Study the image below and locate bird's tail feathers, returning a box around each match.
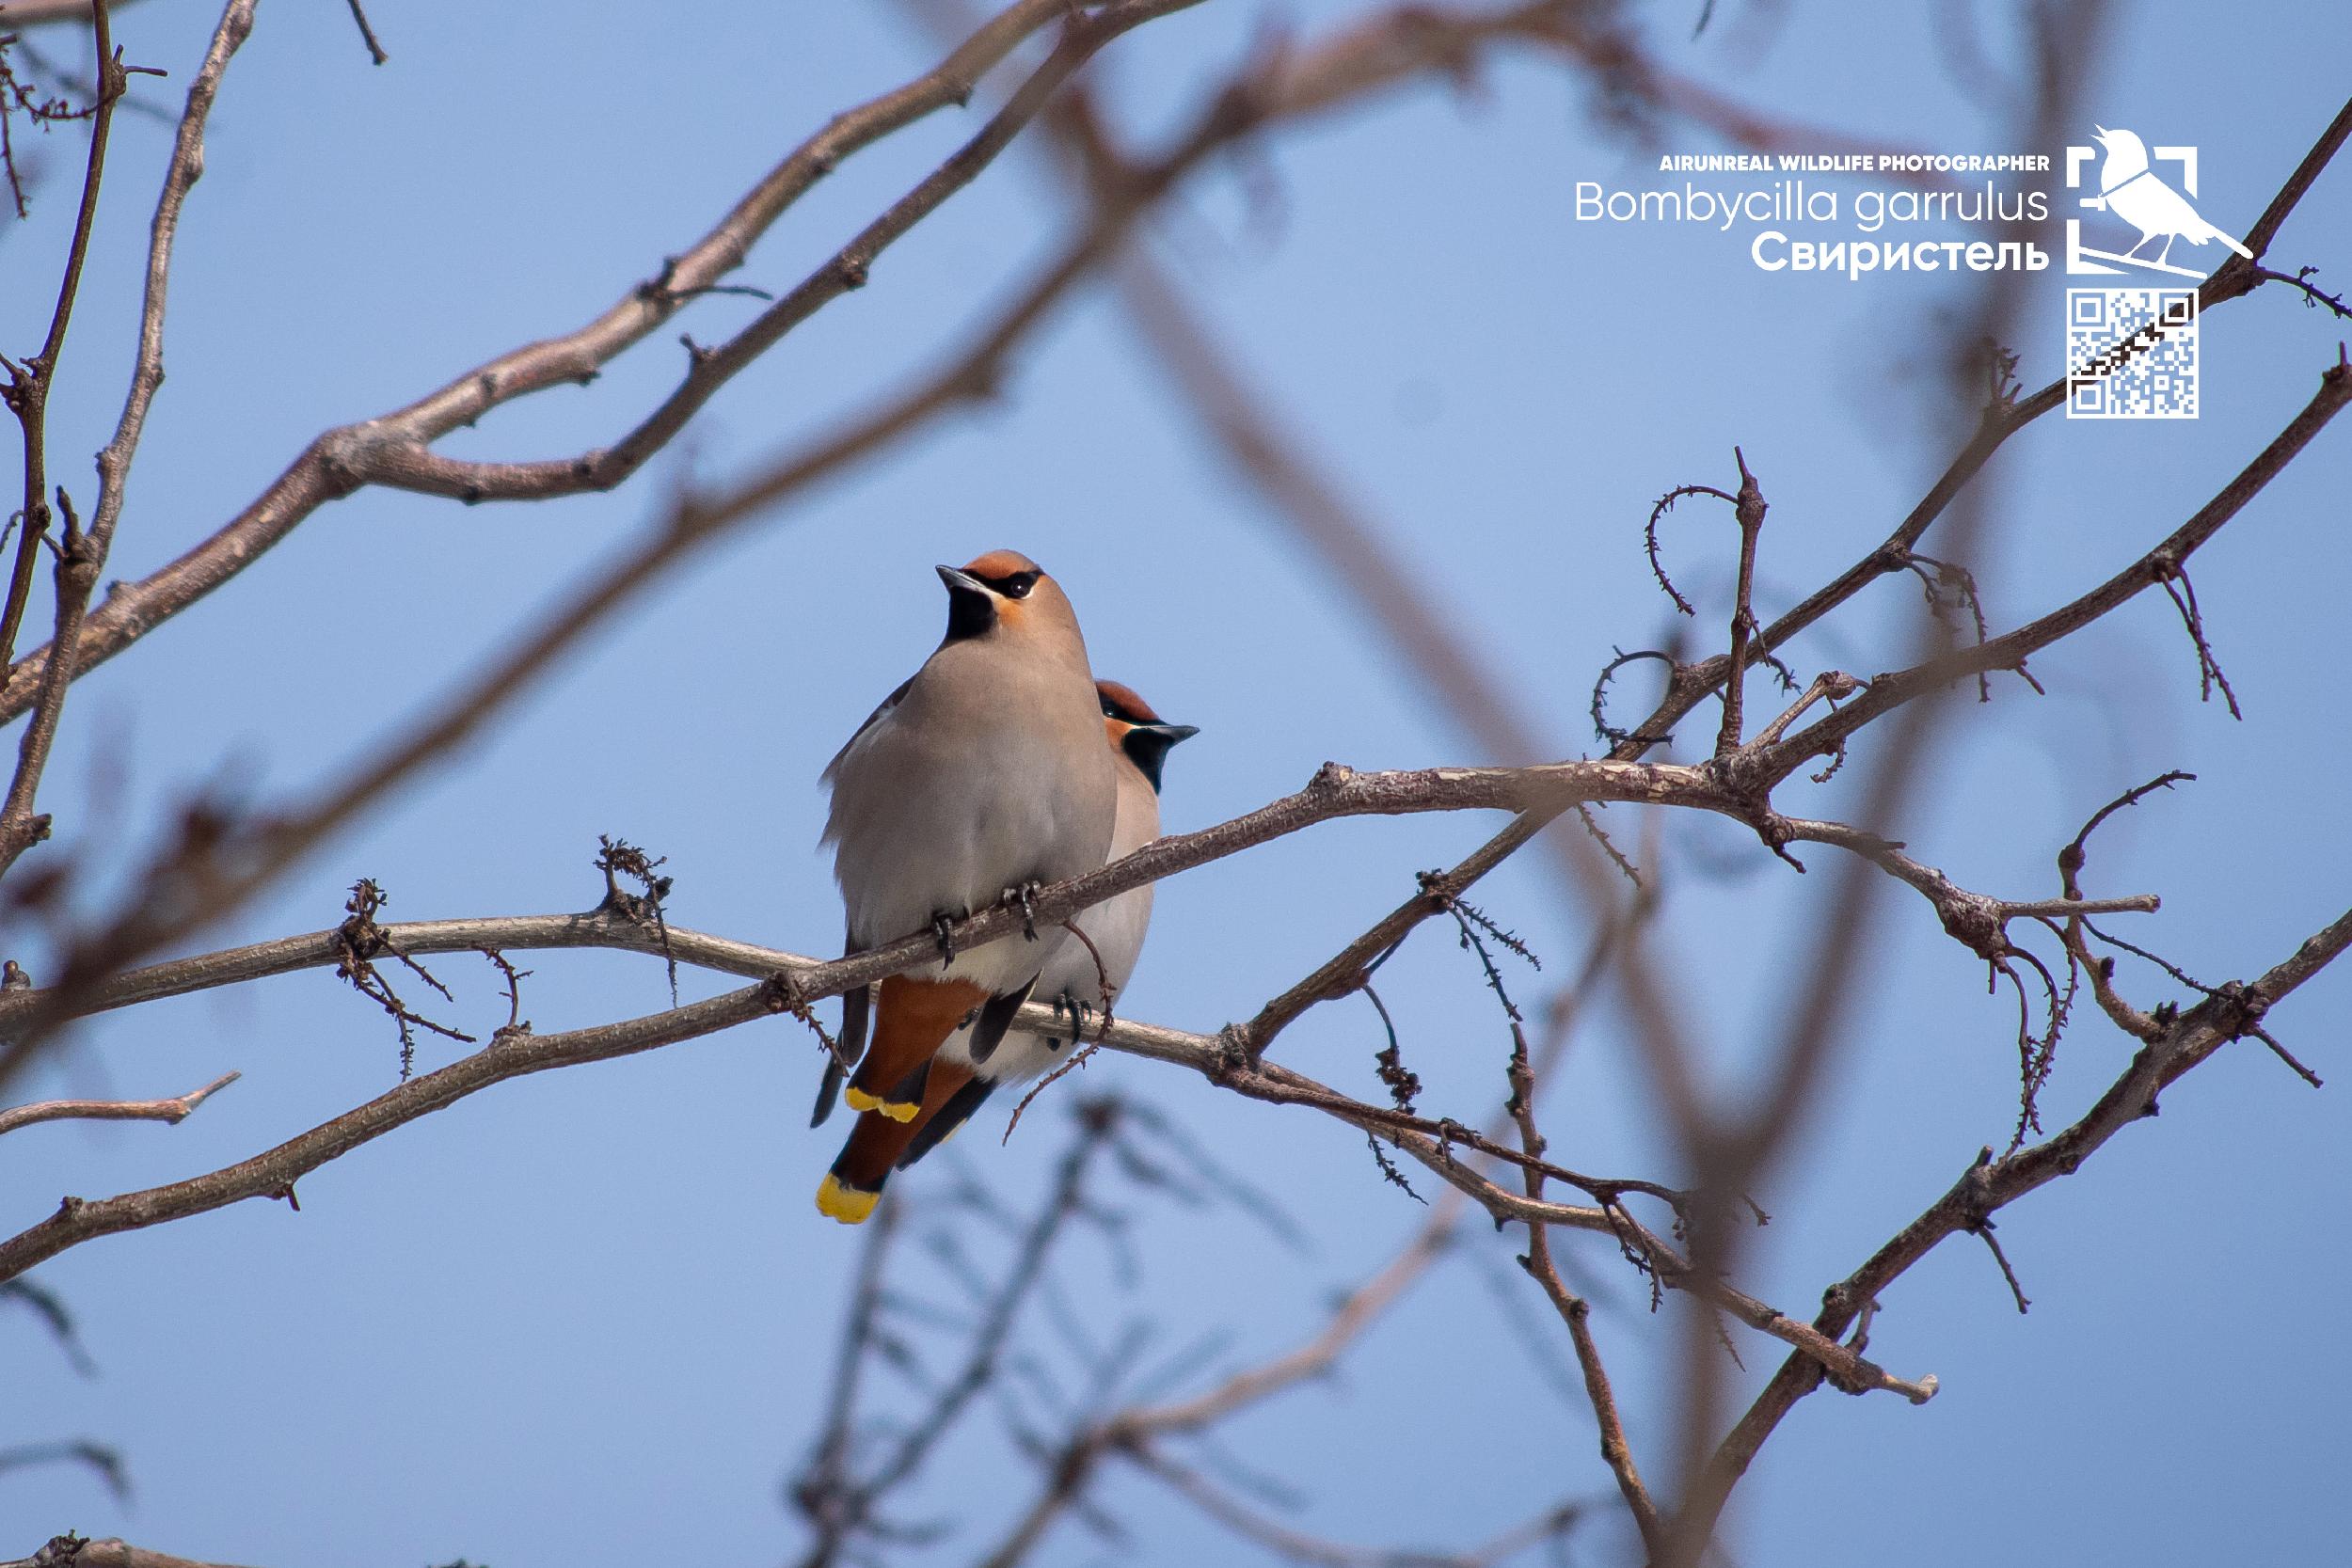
[816,1171,881,1224]
[811,1058,845,1129]
[817,1057,979,1224]
[883,1055,932,1117]
[963,977,1039,1066]
[898,1078,997,1170]
[844,974,985,1122]
[811,955,872,1129]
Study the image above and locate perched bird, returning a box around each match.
[814,550,1120,1224]
[2084,126,2251,269]
[817,678,1196,1218]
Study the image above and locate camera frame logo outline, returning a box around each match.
[2063,126,2251,278]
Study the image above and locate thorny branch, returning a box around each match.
[1597,87,2352,807]
[0,27,99,222]
[1686,902,2352,1544]
[1481,903,1664,1556]
[0,851,1945,1416]
[1756,357,2352,782]
[331,879,471,1080]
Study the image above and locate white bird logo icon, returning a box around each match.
[2080,126,2251,269]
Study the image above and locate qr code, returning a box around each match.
[2066,288,2198,419]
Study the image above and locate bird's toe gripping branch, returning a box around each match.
[1001,880,1043,940]
[930,910,961,967]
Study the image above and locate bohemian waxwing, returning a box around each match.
[818,678,1195,1212]
[813,550,1120,1224]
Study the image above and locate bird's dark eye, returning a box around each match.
[1095,684,1153,724]
[977,570,1039,599]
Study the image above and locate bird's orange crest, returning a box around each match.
[1095,679,1162,725]
[961,548,1040,579]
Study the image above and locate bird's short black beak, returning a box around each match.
[937,564,995,641]
[1120,721,1198,795]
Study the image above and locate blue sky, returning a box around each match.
[5,2,2348,1564]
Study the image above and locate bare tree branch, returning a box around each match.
[0,0,1171,721]
[0,0,154,25]
[0,1069,234,1137]
[1763,351,2351,782]
[0,0,129,871]
[1,1536,257,1568]
[1684,898,2352,1546]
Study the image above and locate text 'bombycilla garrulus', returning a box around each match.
[815,550,1120,1224]
[818,679,1196,1212]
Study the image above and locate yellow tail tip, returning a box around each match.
[816,1174,880,1225]
[842,1085,919,1123]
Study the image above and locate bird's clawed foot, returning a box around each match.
[1000,880,1042,940]
[930,909,962,967]
[1050,988,1092,1049]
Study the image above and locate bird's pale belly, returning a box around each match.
[841,795,1105,992]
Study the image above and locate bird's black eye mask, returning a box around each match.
[974,569,1039,599]
[943,568,1040,641]
[1116,719,1198,794]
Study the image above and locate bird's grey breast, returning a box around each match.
[826,648,1115,946]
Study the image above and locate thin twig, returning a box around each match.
[342,0,387,65]
[0,0,130,874]
[0,1069,237,1136]
[1714,447,1768,756]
